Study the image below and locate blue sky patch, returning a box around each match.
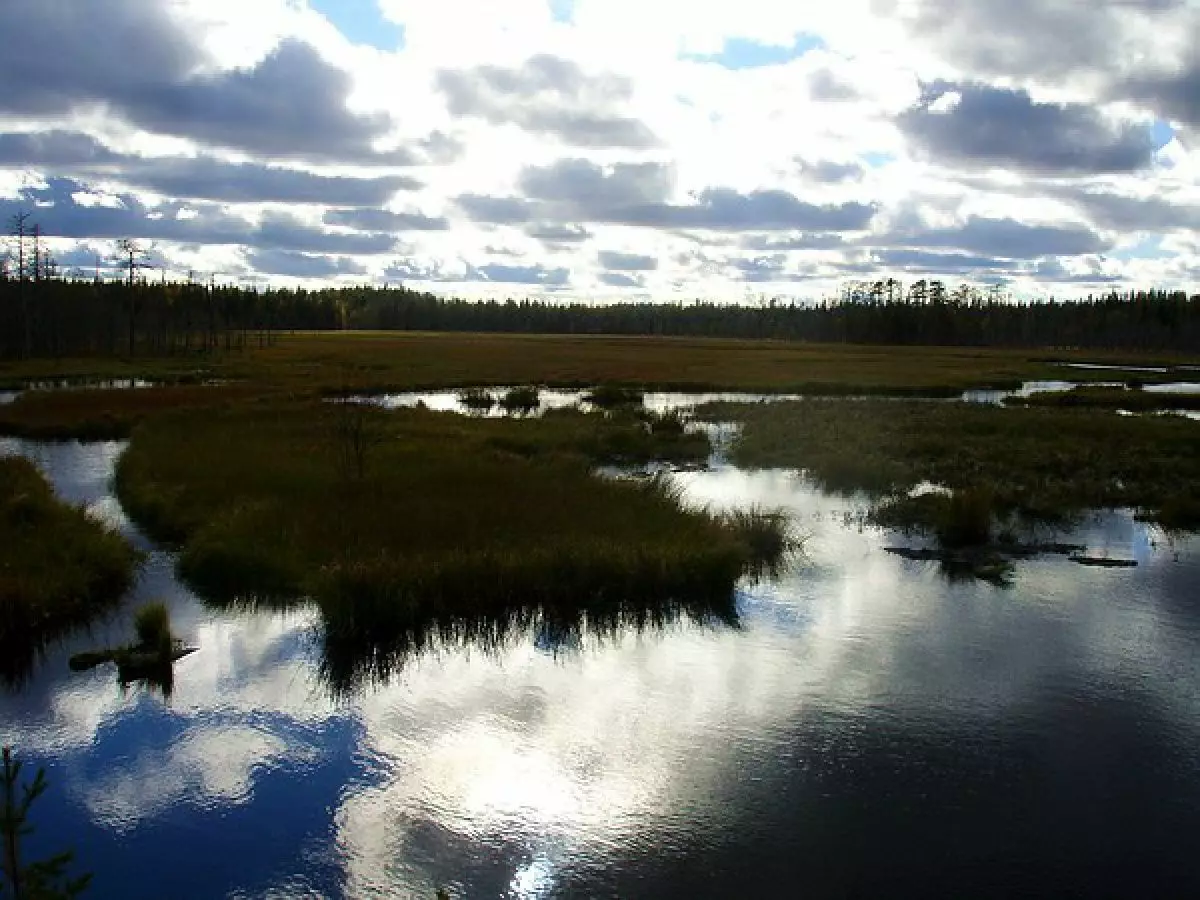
[1109,235,1164,262]
[310,0,405,51]
[683,33,825,69]
[1151,119,1174,150]
[861,152,895,168]
[548,0,576,24]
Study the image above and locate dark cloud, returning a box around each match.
[0,1,403,164]
[525,223,592,243]
[486,159,876,232]
[0,131,421,205]
[256,211,396,255]
[0,177,394,255]
[436,54,658,148]
[455,194,537,224]
[322,209,449,232]
[1053,187,1200,232]
[246,249,367,278]
[886,215,1106,259]
[519,158,672,208]
[903,0,1185,82]
[597,251,658,271]
[0,0,199,116]
[122,40,405,164]
[1125,63,1200,128]
[899,82,1156,175]
[796,158,864,184]
[873,249,1021,275]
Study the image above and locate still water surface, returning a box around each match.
[1,431,1199,898]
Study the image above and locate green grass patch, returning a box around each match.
[0,456,142,683]
[115,400,786,653]
[697,398,1200,530]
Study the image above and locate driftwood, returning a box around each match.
[1069,556,1138,568]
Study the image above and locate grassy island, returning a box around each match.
[697,398,1200,530]
[1,456,142,678]
[115,398,788,643]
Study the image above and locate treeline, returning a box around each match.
[2,274,1200,360]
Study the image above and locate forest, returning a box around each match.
[2,268,1199,360]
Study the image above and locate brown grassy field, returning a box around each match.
[5,331,1195,397]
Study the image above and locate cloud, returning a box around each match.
[455,194,538,224]
[0,1,406,165]
[0,178,394,256]
[245,249,367,277]
[322,209,449,232]
[598,251,658,271]
[472,159,878,233]
[902,0,1187,83]
[465,262,571,285]
[525,223,592,243]
[599,272,645,288]
[0,0,200,117]
[1125,63,1200,128]
[886,216,1107,260]
[898,82,1157,175]
[436,54,658,148]
[121,40,406,164]
[0,131,422,205]
[796,158,864,184]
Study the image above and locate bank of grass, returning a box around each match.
[0,383,272,439]
[1011,385,1200,413]
[115,400,785,639]
[8,333,1195,398]
[0,456,142,676]
[696,398,1200,529]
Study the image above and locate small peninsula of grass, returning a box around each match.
[696,398,1200,529]
[1,456,142,677]
[115,400,786,641]
[1009,385,1200,413]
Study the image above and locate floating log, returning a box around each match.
[1069,556,1138,568]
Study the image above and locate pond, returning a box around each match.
[2,422,1200,898]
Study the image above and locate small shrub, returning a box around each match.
[134,601,172,652]
[936,489,994,549]
[457,388,495,412]
[585,384,644,409]
[499,386,541,415]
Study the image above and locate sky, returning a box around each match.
[0,0,1198,301]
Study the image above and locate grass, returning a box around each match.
[697,398,1200,529]
[1011,385,1200,413]
[0,456,142,683]
[6,332,1196,398]
[114,399,788,652]
[0,383,271,439]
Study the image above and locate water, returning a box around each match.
[3,433,1200,898]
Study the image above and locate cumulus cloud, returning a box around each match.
[436,54,658,148]
[245,249,367,278]
[899,82,1157,175]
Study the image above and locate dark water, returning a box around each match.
[2,438,1199,899]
